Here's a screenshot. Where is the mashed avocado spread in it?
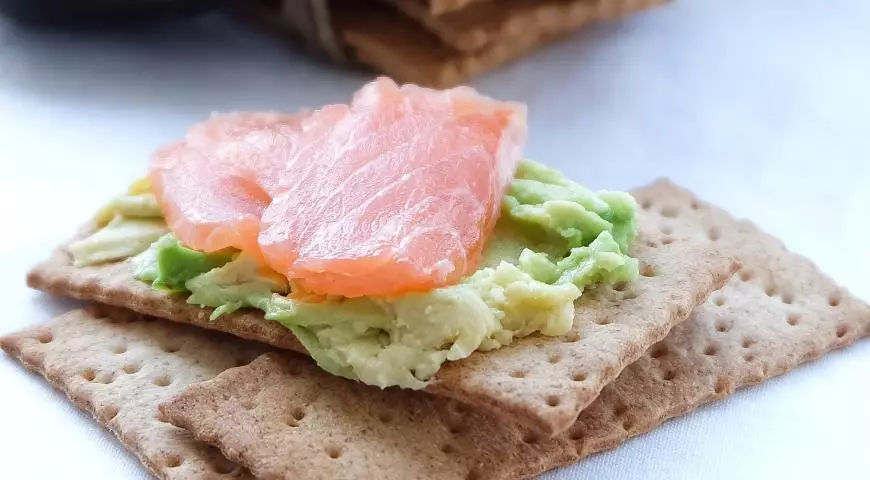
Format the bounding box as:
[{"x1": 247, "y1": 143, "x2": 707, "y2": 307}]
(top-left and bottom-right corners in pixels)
[
  {"x1": 74, "y1": 161, "x2": 638, "y2": 389},
  {"x1": 68, "y1": 178, "x2": 168, "y2": 267}
]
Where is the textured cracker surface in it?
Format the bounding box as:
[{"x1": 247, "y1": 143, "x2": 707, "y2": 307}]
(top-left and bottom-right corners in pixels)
[
  {"x1": 421, "y1": 0, "x2": 491, "y2": 16},
  {"x1": 391, "y1": 0, "x2": 670, "y2": 52},
  {"x1": 337, "y1": 0, "x2": 667, "y2": 87},
  {"x1": 27, "y1": 222, "x2": 304, "y2": 352},
  {"x1": 162, "y1": 179, "x2": 870, "y2": 480},
  {"x1": 428, "y1": 217, "x2": 737, "y2": 435},
  {"x1": 0, "y1": 306, "x2": 268, "y2": 480},
  {"x1": 28, "y1": 212, "x2": 737, "y2": 436}
]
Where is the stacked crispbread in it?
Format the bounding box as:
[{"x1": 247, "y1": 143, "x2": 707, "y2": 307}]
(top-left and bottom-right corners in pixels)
[
  {"x1": 239, "y1": 0, "x2": 669, "y2": 87},
  {"x1": 5, "y1": 179, "x2": 868, "y2": 479}
]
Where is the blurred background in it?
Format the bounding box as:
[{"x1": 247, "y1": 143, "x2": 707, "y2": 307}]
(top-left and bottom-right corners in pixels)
[{"x1": 1, "y1": 1, "x2": 869, "y2": 478}]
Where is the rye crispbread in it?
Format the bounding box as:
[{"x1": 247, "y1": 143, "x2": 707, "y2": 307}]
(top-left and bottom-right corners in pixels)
[
  {"x1": 389, "y1": 0, "x2": 669, "y2": 53},
  {"x1": 0, "y1": 305, "x2": 268, "y2": 479},
  {"x1": 336, "y1": 0, "x2": 667, "y2": 87},
  {"x1": 27, "y1": 221, "x2": 304, "y2": 352},
  {"x1": 238, "y1": 0, "x2": 666, "y2": 86},
  {"x1": 160, "y1": 179, "x2": 870, "y2": 479},
  {"x1": 27, "y1": 209, "x2": 737, "y2": 436},
  {"x1": 422, "y1": 0, "x2": 492, "y2": 16}
]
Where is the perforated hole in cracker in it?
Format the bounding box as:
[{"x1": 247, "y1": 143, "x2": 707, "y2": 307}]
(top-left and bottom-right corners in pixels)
[
  {"x1": 715, "y1": 318, "x2": 733, "y2": 332},
  {"x1": 613, "y1": 403, "x2": 628, "y2": 417},
  {"x1": 123, "y1": 362, "x2": 142, "y2": 374},
  {"x1": 521, "y1": 431, "x2": 539, "y2": 444},
  {"x1": 291, "y1": 406, "x2": 306, "y2": 422},
  {"x1": 325, "y1": 444, "x2": 343, "y2": 459},
  {"x1": 836, "y1": 323, "x2": 849, "y2": 338},
  {"x1": 466, "y1": 468, "x2": 482, "y2": 480},
  {"x1": 714, "y1": 377, "x2": 730, "y2": 395},
  {"x1": 37, "y1": 330, "x2": 53, "y2": 344},
  {"x1": 660, "y1": 205, "x2": 679, "y2": 218},
  {"x1": 640, "y1": 264, "x2": 656, "y2": 277},
  {"x1": 163, "y1": 455, "x2": 182, "y2": 468},
  {"x1": 568, "y1": 423, "x2": 585, "y2": 441},
  {"x1": 101, "y1": 405, "x2": 120, "y2": 422},
  {"x1": 211, "y1": 456, "x2": 239, "y2": 475}
]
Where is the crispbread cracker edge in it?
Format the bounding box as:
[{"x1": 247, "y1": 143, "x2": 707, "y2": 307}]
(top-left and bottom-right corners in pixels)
[
  {"x1": 337, "y1": 0, "x2": 667, "y2": 87},
  {"x1": 0, "y1": 306, "x2": 267, "y2": 480},
  {"x1": 390, "y1": 0, "x2": 670, "y2": 53},
  {"x1": 26, "y1": 221, "x2": 305, "y2": 353},
  {"x1": 28, "y1": 214, "x2": 737, "y2": 436},
  {"x1": 160, "y1": 179, "x2": 870, "y2": 480},
  {"x1": 424, "y1": 0, "x2": 492, "y2": 16}
]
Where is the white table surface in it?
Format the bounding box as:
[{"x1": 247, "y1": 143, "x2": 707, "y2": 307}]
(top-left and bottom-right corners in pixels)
[{"x1": 1, "y1": 0, "x2": 868, "y2": 478}]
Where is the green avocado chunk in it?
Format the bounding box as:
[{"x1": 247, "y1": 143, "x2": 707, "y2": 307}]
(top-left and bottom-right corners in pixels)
[
  {"x1": 134, "y1": 238, "x2": 287, "y2": 318},
  {"x1": 68, "y1": 216, "x2": 168, "y2": 267},
  {"x1": 112, "y1": 159, "x2": 639, "y2": 390},
  {"x1": 153, "y1": 234, "x2": 235, "y2": 292}
]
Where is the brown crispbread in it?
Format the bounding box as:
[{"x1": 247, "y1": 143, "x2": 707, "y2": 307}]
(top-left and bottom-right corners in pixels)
[
  {"x1": 160, "y1": 179, "x2": 870, "y2": 480},
  {"x1": 389, "y1": 0, "x2": 669, "y2": 53},
  {"x1": 423, "y1": 0, "x2": 492, "y2": 16},
  {"x1": 0, "y1": 306, "x2": 269, "y2": 479},
  {"x1": 27, "y1": 211, "x2": 738, "y2": 436},
  {"x1": 26, "y1": 221, "x2": 304, "y2": 353},
  {"x1": 238, "y1": 0, "x2": 666, "y2": 85},
  {"x1": 428, "y1": 225, "x2": 737, "y2": 435},
  {"x1": 337, "y1": 0, "x2": 667, "y2": 87}
]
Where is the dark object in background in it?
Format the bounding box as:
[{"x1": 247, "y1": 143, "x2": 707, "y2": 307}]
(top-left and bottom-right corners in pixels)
[{"x1": 0, "y1": 0, "x2": 224, "y2": 28}]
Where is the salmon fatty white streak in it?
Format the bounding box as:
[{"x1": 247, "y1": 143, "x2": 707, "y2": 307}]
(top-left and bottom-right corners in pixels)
[{"x1": 149, "y1": 77, "x2": 528, "y2": 297}]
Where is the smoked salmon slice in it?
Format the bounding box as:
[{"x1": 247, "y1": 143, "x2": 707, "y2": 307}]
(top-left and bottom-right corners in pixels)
[
  {"x1": 259, "y1": 77, "x2": 527, "y2": 297},
  {"x1": 150, "y1": 78, "x2": 527, "y2": 297},
  {"x1": 149, "y1": 112, "x2": 307, "y2": 257}
]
